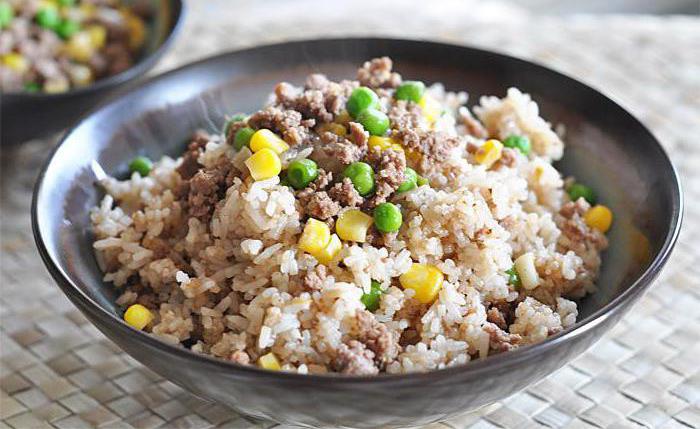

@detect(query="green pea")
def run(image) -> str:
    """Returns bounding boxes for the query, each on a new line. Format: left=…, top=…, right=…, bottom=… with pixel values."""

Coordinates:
left=35, top=7, right=60, bottom=30
left=233, top=127, right=255, bottom=150
left=416, top=175, right=429, bottom=187
left=0, top=2, right=14, bottom=29
left=396, top=167, right=418, bottom=193
left=58, top=0, right=76, bottom=6
left=56, top=19, right=80, bottom=39
left=129, top=156, right=153, bottom=177
left=506, top=266, right=521, bottom=288
left=342, top=162, right=375, bottom=196
left=567, top=183, right=597, bottom=205
left=373, top=202, right=402, bottom=233
left=287, top=159, right=319, bottom=190
left=394, top=81, right=425, bottom=103
left=224, top=113, right=247, bottom=136
left=503, top=135, right=531, bottom=155
left=24, top=82, right=41, bottom=93
left=360, top=280, right=383, bottom=312
left=356, top=108, right=390, bottom=136
left=346, top=87, right=380, bottom=118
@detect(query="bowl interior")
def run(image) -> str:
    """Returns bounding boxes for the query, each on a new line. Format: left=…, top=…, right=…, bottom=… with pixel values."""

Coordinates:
left=35, top=38, right=679, bottom=342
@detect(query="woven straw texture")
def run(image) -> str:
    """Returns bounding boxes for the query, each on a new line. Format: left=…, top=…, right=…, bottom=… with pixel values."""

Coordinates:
left=1, top=1, right=698, bottom=427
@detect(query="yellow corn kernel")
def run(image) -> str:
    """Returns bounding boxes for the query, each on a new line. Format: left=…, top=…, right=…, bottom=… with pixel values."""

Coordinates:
left=584, top=205, right=613, bottom=233
left=475, top=139, right=503, bottom=168
left=630, top=227, right=651, bottom=265
left=245, top=148, right=282, bottom=181
left=335, top=110, right=351, bottom=125
left=368, top=136, right=404, bottom=154
left=399, top=263, right=444, bottom=304
left=314, top=233, right=342, bottom=265
left=335, top=209, right=373, bottom=243
left=514, top=252, right=540, bottom=290
left=317, top=123, right=347, bottom=137
left=249, top=129, right=289, bottom=154
left=418, top=94, right=442, bottom=123
left=86, top=25, right=107, bottom=49
left=65, top=31, right=94, bottom=62
left=78, top=3, right=96, bottom=18
left=124, top=304, right=153, bottom=330
left=39, top=0, right=57, bottom=9
left=258, top=352, right=281, bottom=370
left=405, top=147, right=422, bottom=165
left=124, top=13, right=145, bottom=50
left=44, top=77, right=69, bottom=94
left=67, top=64, right=92, bottom=87
left=1, top=54, right=29, bottom=73
left=298, top=218, right=331, bottom=255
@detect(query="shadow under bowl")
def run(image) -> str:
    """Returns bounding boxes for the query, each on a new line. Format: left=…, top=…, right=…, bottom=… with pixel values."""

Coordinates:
left=1, top=0, right=184, bottom=145
left=32, top=38, right=682, bottom=428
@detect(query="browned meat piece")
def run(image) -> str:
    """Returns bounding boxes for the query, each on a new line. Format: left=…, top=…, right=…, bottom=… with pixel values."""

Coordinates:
left=88, top=53, right=109, bottom=78
left=320, top=132, right=367, bottom=166
left=305, top=73, right=330, bottom=90
left=328, top=177, right=364, bottom=208
left=364, top=149, right=406, bottom=208
left=229, top=350, right=250, bottom=365
left=495, top=148, right=518, bottom=169
left=333, top=340, right=379, bottom=375
left=187, top=170, right=220, bottom=222
left=389, top=101, right=423, bottom=151
left=312, top=168, right=333, bottom=191
left=558, top=199, right=607, bottom=249
left=301, top=264, right=327, bottom=291
left=274, top=77, right=353, bottom=124
left=417, top=132, right=461, bottom=173
left=354, top=310, right=399, bottom=367
left=103, top=43, right=132, bottom=75
left=347, top=122, right=369, bottom=148
left=559, top=198, right=590, bottom=219
left=396, top=298, right=426, bottom=347
left=247, top=106, right=315, bottom=145
left=202, top=317, right=225, bottom=345
left=357, top=57, right=402, bottom=89
left=176, top=131, right=210, bottom=180
left=141, top=237, right=170, bottom=259
left=458, top=108, right=488, bottom=139
left=130, top=0, right=155, bottom=18
left=422, top=131, right=461, bottom=163
left=299, top=191, right=340, bottom=220
left=486, top=301, right=515, bottom=331
left=274, top=82, right=298, bottom=109
left=184, top=153, right=236, bottom=222
left=483, top=323, right=521, bottom=353
left=487, top=307, right=508, bottom=330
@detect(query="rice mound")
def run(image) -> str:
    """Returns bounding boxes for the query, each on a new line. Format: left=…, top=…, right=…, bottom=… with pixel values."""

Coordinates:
left=91, top=58, right=608, bottom=375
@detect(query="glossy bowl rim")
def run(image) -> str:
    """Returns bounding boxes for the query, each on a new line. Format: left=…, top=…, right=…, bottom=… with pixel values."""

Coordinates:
left=32, top=37, right=683, bottom=385
left=1, top=0, right=185, bottom=100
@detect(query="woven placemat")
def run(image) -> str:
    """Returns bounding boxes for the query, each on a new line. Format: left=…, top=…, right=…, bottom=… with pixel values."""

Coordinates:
left=1, top=2, right=699, bottom=427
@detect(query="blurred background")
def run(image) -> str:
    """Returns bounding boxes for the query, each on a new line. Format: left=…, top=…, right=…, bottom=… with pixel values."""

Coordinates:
left=1, top=1, right=698, bottom=428
left=511, top=0, right=699, bottom=14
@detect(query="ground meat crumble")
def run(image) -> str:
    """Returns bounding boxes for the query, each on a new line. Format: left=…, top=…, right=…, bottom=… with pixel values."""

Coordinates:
left=247, top=106, right=316, bottom=146
left=333, top=340, right=378, bottom=375
left=357, top=56, right=402, bottom=89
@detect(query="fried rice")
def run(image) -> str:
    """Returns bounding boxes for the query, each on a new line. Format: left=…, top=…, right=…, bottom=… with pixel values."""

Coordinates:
left=91, top=57, right=609, bottom=375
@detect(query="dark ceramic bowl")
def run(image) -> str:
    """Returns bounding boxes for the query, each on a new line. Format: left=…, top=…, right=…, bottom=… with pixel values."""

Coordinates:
left=1, top=0, right=184, bottom=145
left=32, top=38, right=682, bottom=428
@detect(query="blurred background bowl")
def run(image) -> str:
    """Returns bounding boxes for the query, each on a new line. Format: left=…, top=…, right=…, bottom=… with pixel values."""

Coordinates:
left=32, top=39, right=682, bottom=428
left=0, top=0, right=184, bottom=145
